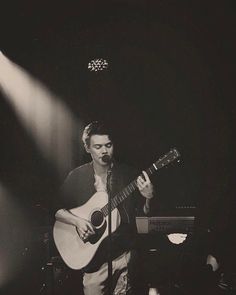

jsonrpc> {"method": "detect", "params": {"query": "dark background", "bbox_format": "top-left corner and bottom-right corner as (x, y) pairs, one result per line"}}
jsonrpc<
(1, 0), (236, 294)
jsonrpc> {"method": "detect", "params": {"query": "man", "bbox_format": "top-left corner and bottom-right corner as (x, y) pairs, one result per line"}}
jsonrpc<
(55, 121), (154, 295)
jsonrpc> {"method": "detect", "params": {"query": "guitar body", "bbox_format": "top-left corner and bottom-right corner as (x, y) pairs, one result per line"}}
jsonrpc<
(53, 191), (120, 270)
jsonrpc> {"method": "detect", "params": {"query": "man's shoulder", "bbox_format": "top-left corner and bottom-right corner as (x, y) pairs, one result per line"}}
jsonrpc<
(66, 162), (93, 179)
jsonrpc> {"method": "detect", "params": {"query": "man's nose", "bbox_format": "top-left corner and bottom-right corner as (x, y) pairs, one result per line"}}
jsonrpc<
(101, 146), (108, 154)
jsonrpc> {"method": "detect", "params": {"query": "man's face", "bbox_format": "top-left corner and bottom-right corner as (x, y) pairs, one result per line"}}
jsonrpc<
(86, 135), (114, 166)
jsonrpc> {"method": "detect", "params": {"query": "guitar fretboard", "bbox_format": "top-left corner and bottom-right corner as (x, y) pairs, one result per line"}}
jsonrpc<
(100, 149), (179, 217)
(100, 165), (157, 216)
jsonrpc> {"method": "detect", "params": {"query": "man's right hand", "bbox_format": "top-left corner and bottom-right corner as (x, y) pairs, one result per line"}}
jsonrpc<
(75, 216), (95, 241)
(55, 209), (95, 241)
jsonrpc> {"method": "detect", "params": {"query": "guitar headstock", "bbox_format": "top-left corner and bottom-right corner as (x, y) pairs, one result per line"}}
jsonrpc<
(153, 148), (180, 170)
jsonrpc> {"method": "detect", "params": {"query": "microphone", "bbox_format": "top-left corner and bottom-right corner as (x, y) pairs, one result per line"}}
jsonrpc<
(102, 155), (112, 164)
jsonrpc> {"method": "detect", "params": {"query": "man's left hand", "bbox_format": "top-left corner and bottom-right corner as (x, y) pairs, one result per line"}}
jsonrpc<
(137, 171), (154, 199)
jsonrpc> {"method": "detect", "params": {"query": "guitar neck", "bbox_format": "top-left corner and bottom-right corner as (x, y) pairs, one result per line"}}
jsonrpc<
(100, 148), (180, 217)
(100, 165), (156, 217)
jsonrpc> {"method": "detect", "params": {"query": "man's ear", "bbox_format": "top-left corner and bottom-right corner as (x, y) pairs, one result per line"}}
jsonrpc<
(85, 145), (90, 153)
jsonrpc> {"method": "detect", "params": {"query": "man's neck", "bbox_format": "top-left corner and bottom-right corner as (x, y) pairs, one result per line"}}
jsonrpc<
(93, 162), (109, 176)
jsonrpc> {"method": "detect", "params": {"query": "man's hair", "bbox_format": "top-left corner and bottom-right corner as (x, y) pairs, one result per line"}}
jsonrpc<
(82, 121), (113, 148)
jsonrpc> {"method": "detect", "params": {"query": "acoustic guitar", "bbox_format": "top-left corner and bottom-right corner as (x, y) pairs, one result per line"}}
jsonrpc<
(53, 148), (180, 269)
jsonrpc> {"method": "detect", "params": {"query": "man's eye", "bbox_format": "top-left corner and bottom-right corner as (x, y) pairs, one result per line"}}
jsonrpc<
(106, 143), (112, 148)
(94, 145), (101, 149)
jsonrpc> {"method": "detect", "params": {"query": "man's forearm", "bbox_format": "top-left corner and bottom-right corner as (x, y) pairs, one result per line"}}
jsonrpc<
(55, 209), (95, 236)
(55, 209), (79, 226)
(143, 198), (151, 215)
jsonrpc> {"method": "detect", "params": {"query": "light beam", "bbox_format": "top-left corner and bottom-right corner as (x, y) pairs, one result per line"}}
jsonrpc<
(0, 51), (83, 176)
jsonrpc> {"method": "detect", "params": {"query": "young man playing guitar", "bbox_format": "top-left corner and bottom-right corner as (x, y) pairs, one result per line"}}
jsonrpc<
(54, 121), (155, 295)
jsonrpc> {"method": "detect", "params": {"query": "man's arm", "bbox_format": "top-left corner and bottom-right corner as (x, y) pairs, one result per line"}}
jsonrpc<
(137, 171), (155, 215)
(55, 209), (95, 240)
(143, 198), (152, 215)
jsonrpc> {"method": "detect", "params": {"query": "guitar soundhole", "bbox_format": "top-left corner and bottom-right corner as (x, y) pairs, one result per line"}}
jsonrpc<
(91, 210), (104, 227)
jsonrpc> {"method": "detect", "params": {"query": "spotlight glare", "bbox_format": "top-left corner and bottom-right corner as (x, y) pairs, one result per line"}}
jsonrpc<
(0, 51), (82, 176)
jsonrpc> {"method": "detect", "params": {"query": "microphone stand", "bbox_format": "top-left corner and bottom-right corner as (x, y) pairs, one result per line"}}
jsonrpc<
(106, 163), (113, 295)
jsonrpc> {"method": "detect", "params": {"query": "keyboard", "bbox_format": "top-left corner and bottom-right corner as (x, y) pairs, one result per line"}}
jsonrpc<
(136, 216), (195, 234)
